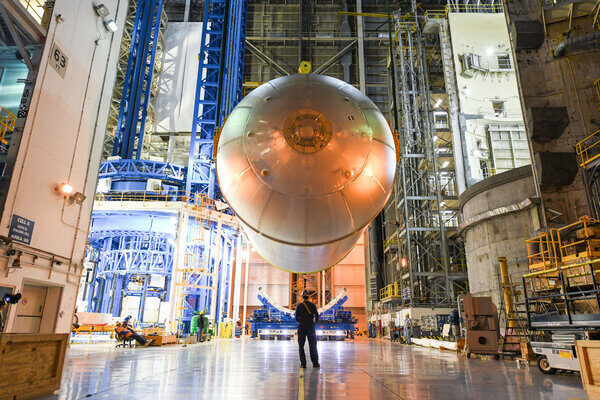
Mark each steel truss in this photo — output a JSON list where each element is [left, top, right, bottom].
[[186, 0, 248, 196], [87, 229, 174, 321], [110, 0, 166, 160], [98, 158, 186, 187], [169, 202, 237, 334], [389, 4, 457, 307]]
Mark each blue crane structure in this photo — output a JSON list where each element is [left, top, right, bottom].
[[85, 0, 249, 333]]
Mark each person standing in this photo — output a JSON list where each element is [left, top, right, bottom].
[[404, 313, 413, 344], [295, 290, 320, 369], [197, 311, 206, 342]]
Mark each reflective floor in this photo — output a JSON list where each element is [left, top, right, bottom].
[[41, 338, 588, 400]]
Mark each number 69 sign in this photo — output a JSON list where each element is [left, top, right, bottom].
[[49, 42, 68, 78]]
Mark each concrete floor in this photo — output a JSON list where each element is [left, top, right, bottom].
[[41, 339, 588, 400]]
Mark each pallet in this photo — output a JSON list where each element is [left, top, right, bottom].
[[576, 340, 600, 400], [0, 333, 69, 400], [142, 333, 177, 346]]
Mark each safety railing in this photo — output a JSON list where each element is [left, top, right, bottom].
[[526, 231, 560, 270], [94, 190, 219, 213], [576, 129, 600, 169], [380, 282, 401, 301], [523, 260, 600, 328], [424, 9, 446, 20], [556, 217, 600, 261], [446, 3, 503, 14], [0, 107, 16, 146], [19, 0, 46, 24], [384, 235, 399, 250]]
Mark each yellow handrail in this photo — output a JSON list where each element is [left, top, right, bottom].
[[0, 107, 16, 146], [523, 258, 600, 278], [576, 129, 600, 169], [446, 3, 503, 14], [380, 282, 401, 300], [18, 0, 46, 23]]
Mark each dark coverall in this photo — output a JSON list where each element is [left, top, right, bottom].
[[295, 300, 319, 367], [197, 316, 205, 342]]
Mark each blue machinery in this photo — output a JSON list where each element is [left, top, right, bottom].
[[85, 0, 248, 333], [186, 0, 248, 196], [249, 288, 358, 340]]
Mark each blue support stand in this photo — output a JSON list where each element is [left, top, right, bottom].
[[113, 0, 164, 159], [186, 0, 248, 196]]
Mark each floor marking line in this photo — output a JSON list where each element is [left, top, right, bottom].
[[298, 369, 305, 400], [358, 367, 405, 400]]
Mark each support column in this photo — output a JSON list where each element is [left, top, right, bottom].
[[242, 242, 250, 335], [210, 219, 223, 327], [232, 234, 242, 323], [356, 0, 366, 93]]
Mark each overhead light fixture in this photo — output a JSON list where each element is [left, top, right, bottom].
[[433, 135, 439, 142], [57, 182, 73, 196], [104, 19, 118, 32], [486, 47, 494, 56], [56, 182, 86, 205], [434, 98, 442, 108], [94, 4, 110, 18], [94, 4, 118, 32], [68, 192, 87, 206], [441, 160, 450, 169]]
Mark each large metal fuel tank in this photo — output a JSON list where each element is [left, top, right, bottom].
[[216, 74, 396, 273]]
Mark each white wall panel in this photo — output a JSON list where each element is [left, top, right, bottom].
[[0, 0, 127, 334], [155, 22, 203, 133]]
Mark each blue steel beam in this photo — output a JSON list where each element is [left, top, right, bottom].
[[113, 0, 164, 160], [186, 0, 248, 197]]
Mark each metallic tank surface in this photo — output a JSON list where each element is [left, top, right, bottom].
[[216, 74, 396, 273]]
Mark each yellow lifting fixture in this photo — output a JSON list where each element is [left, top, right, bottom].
[[298, 61, 312, 74]]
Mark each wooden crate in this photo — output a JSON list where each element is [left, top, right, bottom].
[[142, 333, 177, 346], [576, 340, 600, 400], [0, 333, 68, 400]]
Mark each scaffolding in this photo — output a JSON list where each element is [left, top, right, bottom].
[[104, 1, 167, 159], [381, 1, 468, 308]]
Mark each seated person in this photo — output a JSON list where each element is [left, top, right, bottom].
[[115, 322, 154, 347], [122, 315, 135, 331]]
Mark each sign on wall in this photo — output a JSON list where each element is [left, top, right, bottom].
[[8, 214, 35, 245], [49, 42, 68, 78]]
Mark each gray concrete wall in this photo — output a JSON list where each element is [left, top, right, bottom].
[[459, 166, 541, 306], [504, 1, 600, 225]]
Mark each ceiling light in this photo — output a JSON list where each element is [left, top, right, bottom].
[[486, 47, 494, 56], [434, 98, 442, 108], [441, 161, 450, 168]]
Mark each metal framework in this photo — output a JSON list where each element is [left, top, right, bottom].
[[108, 0, 166, 160], [186, 0, 248, 196], [86, 212, 175, 321], [388, 6, 452, 307], [168, 198, 238, 334]]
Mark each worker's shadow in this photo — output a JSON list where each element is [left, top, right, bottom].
[[303, 368, 322, 400]]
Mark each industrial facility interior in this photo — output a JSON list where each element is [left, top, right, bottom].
[[2, 0, 600, 399]]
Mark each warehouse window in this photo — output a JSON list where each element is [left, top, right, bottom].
[[497, 54, 511, 70], [492, 101, 505, 117]]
